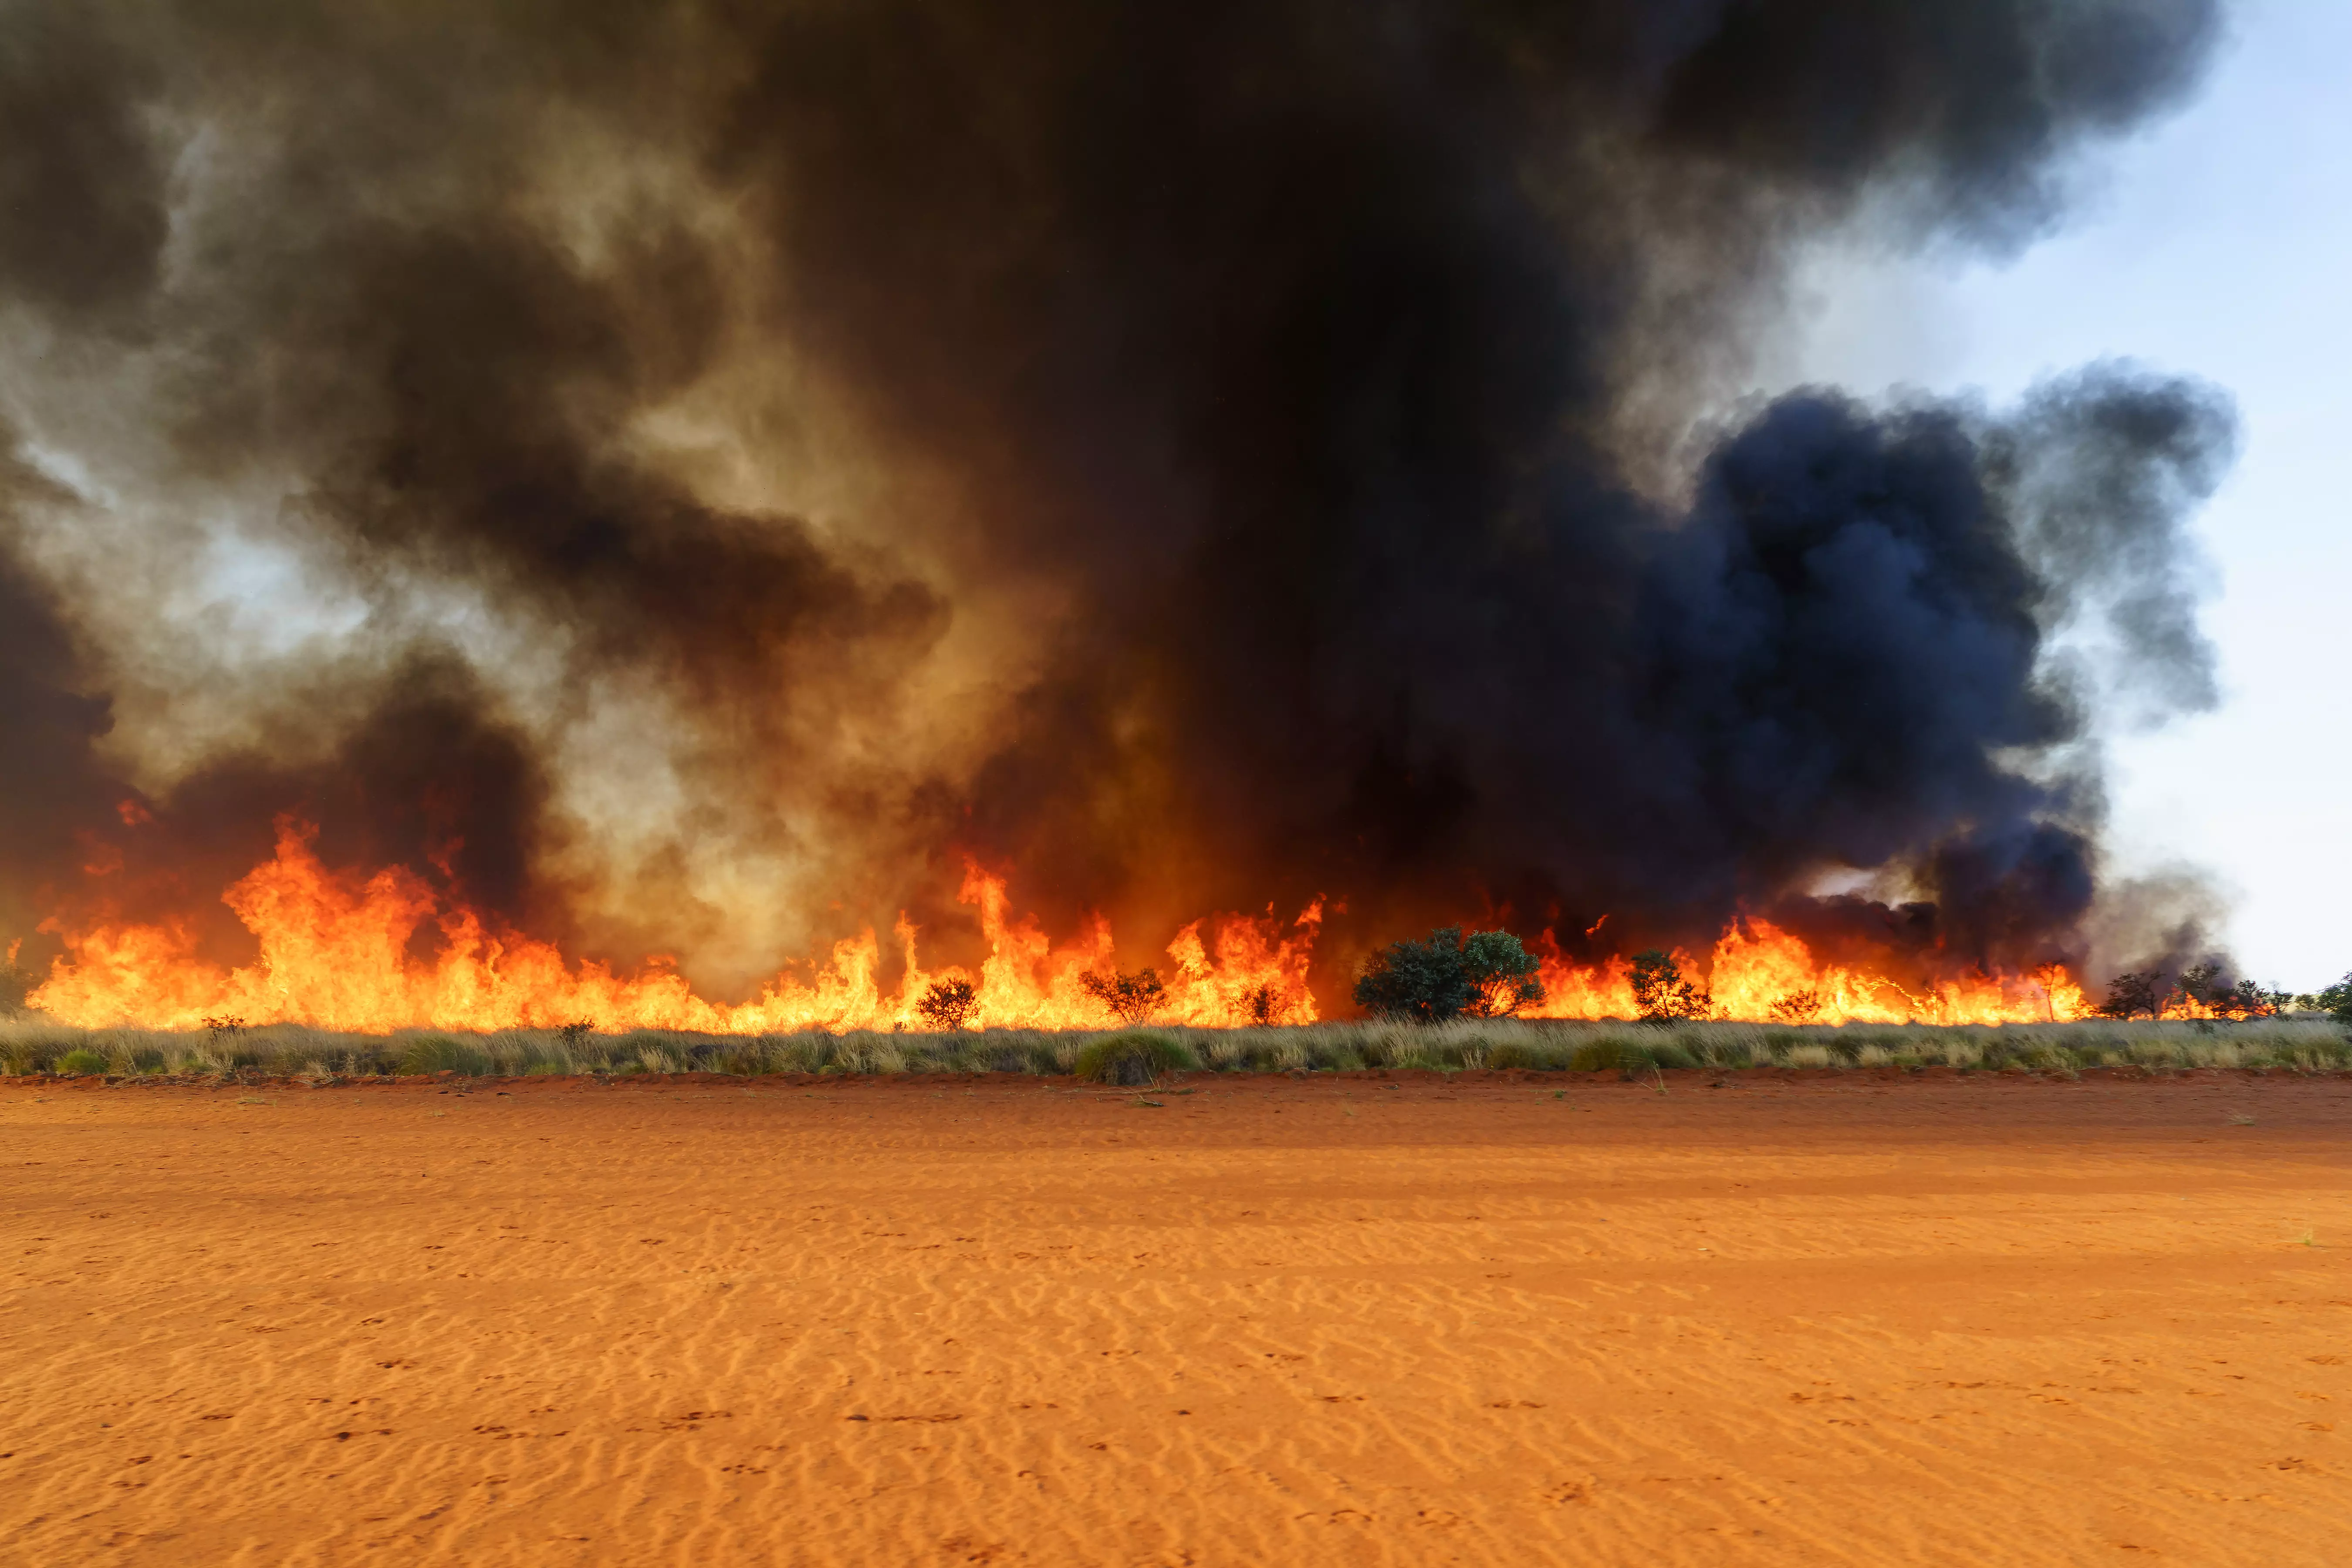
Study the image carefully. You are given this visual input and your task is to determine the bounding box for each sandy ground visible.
[3,1070,2349,1567]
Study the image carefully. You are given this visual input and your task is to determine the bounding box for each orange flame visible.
[27,821,2093,1031]
[1525,916,2088,1026]
[29,818,1323,1032]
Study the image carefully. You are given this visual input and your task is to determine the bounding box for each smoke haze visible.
[0,0,2237,1004]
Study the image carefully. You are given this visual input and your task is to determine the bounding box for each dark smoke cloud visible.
[0,0,2235,1003]
[0,429,122,958]
[0,3,164,323]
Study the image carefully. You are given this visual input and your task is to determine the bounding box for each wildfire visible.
[28,818,1323,1033]
[1525,917,2089,1027]
[26,819,2096,1032]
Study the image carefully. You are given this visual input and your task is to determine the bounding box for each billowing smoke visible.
[0,1,2235,1004]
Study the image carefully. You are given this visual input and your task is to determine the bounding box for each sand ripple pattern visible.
[4,1071,2350,1565]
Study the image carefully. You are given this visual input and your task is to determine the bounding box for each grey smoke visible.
[0,1,2237,1002]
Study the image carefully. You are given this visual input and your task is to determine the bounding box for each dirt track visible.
[4,1069,2350,1565]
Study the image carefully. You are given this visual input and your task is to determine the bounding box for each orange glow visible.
[1525,916,2089,1026]
[27,821,2094,1032]
[29,819,1323,1033]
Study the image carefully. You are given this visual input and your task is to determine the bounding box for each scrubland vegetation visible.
[4,1014,2350,1085]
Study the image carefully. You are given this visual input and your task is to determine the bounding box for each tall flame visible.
[28,819,2100,1031]
[29,818,1323,1032]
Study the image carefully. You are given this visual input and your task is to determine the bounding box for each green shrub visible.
[1070,1030,1197,1085]
[1355,926,1543,1022]
[56,1047,110,1075]
[397,1035,492,1076]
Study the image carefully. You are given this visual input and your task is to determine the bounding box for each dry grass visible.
[2,1013,2348,1080]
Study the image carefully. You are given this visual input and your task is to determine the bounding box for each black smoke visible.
[0,1,2236,1004]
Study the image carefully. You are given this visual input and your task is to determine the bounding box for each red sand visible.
[5,1069,2350,1565]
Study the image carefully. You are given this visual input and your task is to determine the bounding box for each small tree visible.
[1243,983,1281,1027]
[1355,927,1470,1022]
[1460,930,1543,1018]
[2095,971,2163,1021]
[1081,967,1166,1026]
[1354,926,1544,1023]
[1769,988,1823,1025]
[917,977,980,1031]
[1629,950,1710,1024]
[2312,973,2352,1026]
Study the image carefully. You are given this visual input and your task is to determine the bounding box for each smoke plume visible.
[0,0,2236,1004]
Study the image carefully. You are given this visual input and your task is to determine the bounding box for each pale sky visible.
[1767,0,2352,990]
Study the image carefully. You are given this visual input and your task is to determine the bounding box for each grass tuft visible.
[396,1034,492,1077]
[1070,1030,1197,1086]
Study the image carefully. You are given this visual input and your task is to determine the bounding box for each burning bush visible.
[1354,926,1543,1023]
[1080,968,1167,1026]
[1629,951,1711,1025]
[1070,1030,1196,1086]
[917,977,980,1031]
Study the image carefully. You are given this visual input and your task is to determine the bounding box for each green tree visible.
[1459,929,1544,1018]
[2312,973,2352,1027]
[1354,926,1543,1023]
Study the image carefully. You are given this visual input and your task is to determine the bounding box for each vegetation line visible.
[3,1016,2349,1083]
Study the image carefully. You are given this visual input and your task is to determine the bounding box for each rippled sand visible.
[5,1070,2349,1565]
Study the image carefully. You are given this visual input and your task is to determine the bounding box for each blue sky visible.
[1767,0,2352,988]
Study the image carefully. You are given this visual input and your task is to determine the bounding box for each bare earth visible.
[4,1071,2349,1566]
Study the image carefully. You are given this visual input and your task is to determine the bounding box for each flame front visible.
[29,820,2097,1031]
[29,819,1323,1032]
[1525,917,2089,1026]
